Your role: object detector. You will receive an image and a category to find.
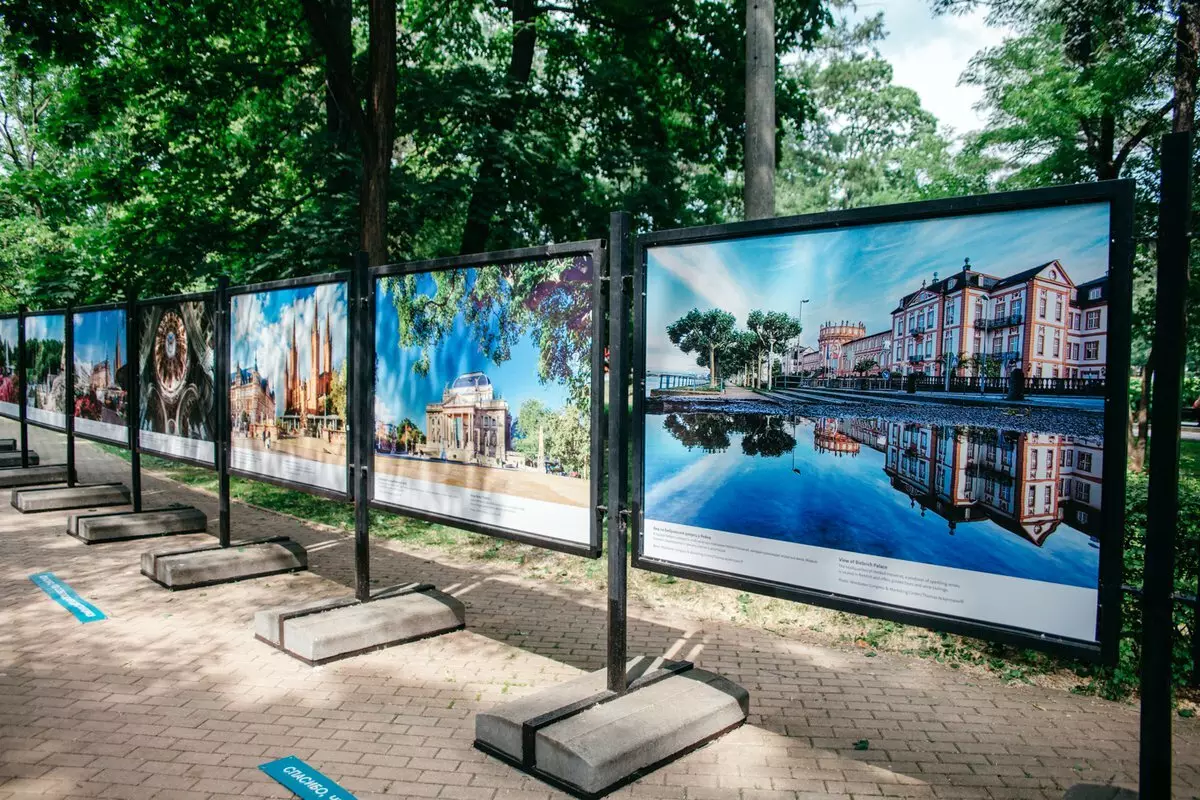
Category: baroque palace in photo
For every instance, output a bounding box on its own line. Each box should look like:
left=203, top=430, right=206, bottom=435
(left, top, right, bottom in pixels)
left=417, top=372, right=521, bottom=468
left=788, top=259, right=1109, bottom=380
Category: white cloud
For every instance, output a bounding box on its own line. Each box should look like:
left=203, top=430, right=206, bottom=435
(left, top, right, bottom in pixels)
left=850, top=0, right=1013, bottom=135
left=651, top=244, right=754, bottom=323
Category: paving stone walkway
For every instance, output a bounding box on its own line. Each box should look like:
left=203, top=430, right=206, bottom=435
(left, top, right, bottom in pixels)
left=0, top=425, right=1197, bottom=799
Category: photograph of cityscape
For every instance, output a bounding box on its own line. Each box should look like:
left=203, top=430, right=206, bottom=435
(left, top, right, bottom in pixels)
left=641, top=201, right=1116, bottom=643
left=72, top=309, right=129, bottom=444
left=373, top=255, right=594, bottom=547
left=23, top=314, right=66, bottom=429
left=138, top=300, right=216, bottom=464
left=230, top=282, right=348, bottom=494
left=0, top=317, right=18, bottom=418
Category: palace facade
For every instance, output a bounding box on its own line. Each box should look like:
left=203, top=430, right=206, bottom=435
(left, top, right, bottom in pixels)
left=418, top=372, right=521, bottom=468
left=887, top=259, right=1108, bottom=379
left=786, top=259, right=1109, bottom=381
left=230, top=363, right=276, bottom=431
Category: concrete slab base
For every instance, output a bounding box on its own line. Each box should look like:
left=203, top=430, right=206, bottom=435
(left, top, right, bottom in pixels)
left=68, top=506, right=208, bottom=544
left=0, top=450, right=38, bottom=468
left=475, top=657, right=748, bottom=798
left=1063, top=786, right=1138, bottom=800
left=0, top=438, right=16, bottom=451
left=0, top=464, right=63, bottom=488
left=141, top=539, right=307, bottom=590
left=254, top=585, right=465, bottom=665
left=11, top=483, right=130, bottom=513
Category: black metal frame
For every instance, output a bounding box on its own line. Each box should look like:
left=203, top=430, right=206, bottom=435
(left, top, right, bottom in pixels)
left=21, top=309, right=69, bottom=433
left=67, top=303, right=132, bottom=449
left=630, top=181, right=1134, bottom=665
left=0, top=312, right=20, bottom=423
left=132, top=293, right=220, bottom=468
left=367, top=241, right=607, bottom=558
left=225, top=270, right=353, bottom=501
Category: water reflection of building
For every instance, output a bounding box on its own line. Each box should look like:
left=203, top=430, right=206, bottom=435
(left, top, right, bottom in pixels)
left=419, top=372, right=520, bottom=468
left=813, top=417, right=1103, bottom=543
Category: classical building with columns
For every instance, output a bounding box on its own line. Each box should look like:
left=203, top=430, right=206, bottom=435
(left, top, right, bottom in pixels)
left=418, top=372, right=520, bottom=468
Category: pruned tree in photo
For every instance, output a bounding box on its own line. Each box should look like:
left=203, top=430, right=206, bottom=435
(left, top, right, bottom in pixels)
left=666, top=308, right=738, bottom=386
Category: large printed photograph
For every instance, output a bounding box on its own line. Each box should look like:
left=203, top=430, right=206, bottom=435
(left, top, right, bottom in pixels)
left=23, top=314, right=66, bottom=429
left=139, top=300, right=216, bottom=464
left=373, top=256, right=594, bottom=547
left=230, top=282, right=348, bottom=494
left=0, top=317, right=18, bottom=418
left=642, top=202, right=1115, bottom=644
left=72, top=309, right=130, bottom=444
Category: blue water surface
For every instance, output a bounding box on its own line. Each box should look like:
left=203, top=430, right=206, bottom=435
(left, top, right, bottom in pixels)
left=644, top=415, right=1100, bottom=589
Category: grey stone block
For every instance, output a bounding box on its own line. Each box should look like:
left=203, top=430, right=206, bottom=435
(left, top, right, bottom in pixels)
left=0, top=450, right=38, bottom=468
left=141, top=540, right=307, bottom=589
left=255, top=588, right=464, bottom=664
left=70, top=507, right=208, bottom=543
left=0, top=438, right=16, bottom=451
left=11, top=483, right=130, bottom=513
left=0, top=464, right=63, bottom=488
left=488, top=666, right=747, bottom=797
left=1063, top=786, right=1138, bottom=800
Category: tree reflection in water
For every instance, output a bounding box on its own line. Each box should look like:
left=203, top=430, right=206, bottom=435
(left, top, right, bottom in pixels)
left=662, top=412, right=796, bottom=457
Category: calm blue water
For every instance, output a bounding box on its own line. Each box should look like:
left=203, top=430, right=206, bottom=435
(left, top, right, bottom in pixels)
left=644, top=414, right=1100, bottom=589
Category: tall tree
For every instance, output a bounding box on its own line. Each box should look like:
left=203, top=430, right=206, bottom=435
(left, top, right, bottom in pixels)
left=745, top=0, right=777, bottom=219
left=666, top=308, right=739, bottom=385
left=300, top=0, right=396, bottom=265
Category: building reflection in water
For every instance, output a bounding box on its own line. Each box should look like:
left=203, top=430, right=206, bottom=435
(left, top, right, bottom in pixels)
left=810, top=418, right=1103, bottom=543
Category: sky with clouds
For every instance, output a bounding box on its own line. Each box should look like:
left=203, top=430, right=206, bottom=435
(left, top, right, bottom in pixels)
left=0, top=318, right=16, bottom=352
left=646, top=202, right=1111, bottom=375
left=231, top=283, right=348, bottom=417
left=848, top=0, right=1012, bottom=134
left=72, top=310, right=127, bottom=368
left=373, top=271, right=576, bottom=431
left=25, top=314, right=63, bottom=344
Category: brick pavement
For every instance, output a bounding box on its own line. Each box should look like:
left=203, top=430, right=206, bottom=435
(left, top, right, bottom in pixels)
left=0, top=423, right=1197, bottom=799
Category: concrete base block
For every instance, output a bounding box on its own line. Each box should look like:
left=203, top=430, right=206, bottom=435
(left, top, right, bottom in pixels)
left=11, top=483, right=129, bottom=513
left=141, top=540, right=307, bottom=589
left=0, top=464, right=63, bottom=488
left=0, top=450, right=38, bottom=468
left=0, top=438, right=15, bottom=451
left=1063, top=786, right=1138, bottom=800
left=254, top=588, right=465, bottom=664
left=475, top=658, right=748, bottom=798
left=69, top=506, right=208, bottom=543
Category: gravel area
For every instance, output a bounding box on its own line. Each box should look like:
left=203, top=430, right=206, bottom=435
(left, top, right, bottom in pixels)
left=651, top=395, right=1107, bottom=438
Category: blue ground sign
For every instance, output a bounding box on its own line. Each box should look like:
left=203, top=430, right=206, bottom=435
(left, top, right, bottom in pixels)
left=259, top=756, right=357, bottom=800
left=29, top=572, right=105, bottom=623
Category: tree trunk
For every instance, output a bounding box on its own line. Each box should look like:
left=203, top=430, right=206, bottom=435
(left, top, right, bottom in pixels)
left=709, top=345, right=717, bottom=387
left=1129, top=0, right=1199, bottom=471
left=1173, top=0, right=1200, bottom=133
left=744, top=0, right=775, bottom=220
left=361, top=0, right=397, bottom=266
left=459, top=0, right=537, bottom=255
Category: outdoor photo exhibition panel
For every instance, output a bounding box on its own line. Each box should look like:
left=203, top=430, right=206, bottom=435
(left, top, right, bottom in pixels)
left=71, top=304, right=130, bottom=446
left=228, top=273, right=350, bottom=498
left=23, top=310, right=67, bottom=430
left=137, top=293, right=218, bottom=466
left=370, top=241, right=606, bottom=556
left=633, top=181, right=1133, bottom=663
left=0, top=314, right=18, bottom=419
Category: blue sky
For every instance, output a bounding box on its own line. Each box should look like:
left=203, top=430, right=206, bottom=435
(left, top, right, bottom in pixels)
left=0, top=318, right=16, bottom=351
left=231, top=283, right=348, bottom=417
left=646, top=202, right=1112, bottom=374
left=25, top=314, right=63, bottom=344
left=73, top=310, right=127, bottom=368
left=374, top=271, right=572, bottom=430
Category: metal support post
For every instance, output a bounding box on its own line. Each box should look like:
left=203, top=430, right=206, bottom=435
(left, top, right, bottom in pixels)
left=607, top=211, right=633, bottom=694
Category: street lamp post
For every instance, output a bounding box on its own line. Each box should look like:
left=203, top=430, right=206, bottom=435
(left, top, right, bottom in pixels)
left=788, top=299, right=810, bottom=378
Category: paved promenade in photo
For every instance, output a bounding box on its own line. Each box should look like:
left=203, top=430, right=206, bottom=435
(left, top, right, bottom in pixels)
left=0, top=427, right=1198, bottom=799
